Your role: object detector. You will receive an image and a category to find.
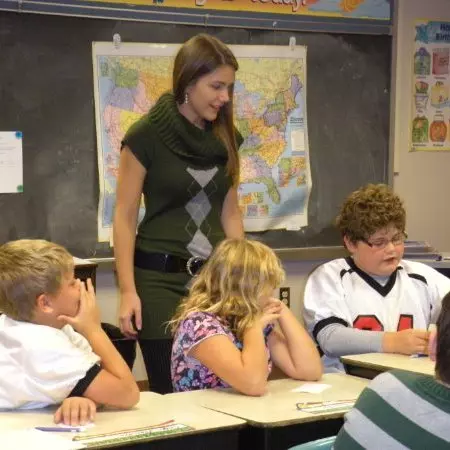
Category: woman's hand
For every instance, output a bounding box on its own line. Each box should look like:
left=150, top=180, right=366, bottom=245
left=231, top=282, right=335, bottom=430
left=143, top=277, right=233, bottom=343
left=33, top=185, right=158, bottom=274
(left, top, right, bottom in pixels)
left=119, top=292, right=142, bottom=338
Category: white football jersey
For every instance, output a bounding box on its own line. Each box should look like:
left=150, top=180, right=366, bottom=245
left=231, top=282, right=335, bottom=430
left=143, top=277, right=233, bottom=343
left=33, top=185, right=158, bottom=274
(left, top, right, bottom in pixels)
left=303, top=258, right=450, bottom=371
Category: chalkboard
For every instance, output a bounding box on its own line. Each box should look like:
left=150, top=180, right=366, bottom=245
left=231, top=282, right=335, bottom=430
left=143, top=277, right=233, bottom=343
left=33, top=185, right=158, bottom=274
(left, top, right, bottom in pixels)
left=0, top=12, right=391, bottom=258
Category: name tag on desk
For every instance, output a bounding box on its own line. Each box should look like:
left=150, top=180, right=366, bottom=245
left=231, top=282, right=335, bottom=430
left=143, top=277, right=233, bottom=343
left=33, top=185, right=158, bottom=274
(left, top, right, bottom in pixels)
left=296, top=400, right=355, bottom=414
left=73, top=423, right=193, bottom=447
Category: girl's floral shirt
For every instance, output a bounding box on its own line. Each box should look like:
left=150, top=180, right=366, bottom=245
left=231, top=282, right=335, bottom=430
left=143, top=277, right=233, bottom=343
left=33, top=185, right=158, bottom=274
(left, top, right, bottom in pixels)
left=171, top=311, right=273, bottom=392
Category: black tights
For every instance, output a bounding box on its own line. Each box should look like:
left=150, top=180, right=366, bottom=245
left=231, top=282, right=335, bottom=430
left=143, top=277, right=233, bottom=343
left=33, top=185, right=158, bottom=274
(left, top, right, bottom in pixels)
left=138, top=338, right=173, bottom=394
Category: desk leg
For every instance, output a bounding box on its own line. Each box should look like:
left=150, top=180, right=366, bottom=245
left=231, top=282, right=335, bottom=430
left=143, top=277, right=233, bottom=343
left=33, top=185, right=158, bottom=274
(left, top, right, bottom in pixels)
left=120, top=428, right=240, bottom=450
left=343, top=364, right=382, bottom=380
left=239, top=419, right=342, bottom=450
left=239, top=426, right=269, bottom=450
left=263, top=428, right=271, bottom=450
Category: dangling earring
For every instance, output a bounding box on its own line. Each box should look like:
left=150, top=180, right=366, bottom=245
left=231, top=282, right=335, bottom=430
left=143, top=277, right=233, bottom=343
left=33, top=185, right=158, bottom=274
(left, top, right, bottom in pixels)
left=184, top=92, right=189, bottom=104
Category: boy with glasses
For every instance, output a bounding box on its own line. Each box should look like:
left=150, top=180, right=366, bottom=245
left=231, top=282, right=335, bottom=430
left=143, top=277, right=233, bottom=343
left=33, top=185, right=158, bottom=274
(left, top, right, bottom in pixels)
left=303, top=184, right=450, bottom=372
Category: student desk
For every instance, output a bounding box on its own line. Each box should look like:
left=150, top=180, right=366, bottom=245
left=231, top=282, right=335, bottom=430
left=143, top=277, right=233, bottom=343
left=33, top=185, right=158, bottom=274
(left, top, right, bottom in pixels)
left=341, top=353, right=435, bottom=379
left=166, top=374, right=368, bottom=450
left=0, top=392, right=245, bottom=450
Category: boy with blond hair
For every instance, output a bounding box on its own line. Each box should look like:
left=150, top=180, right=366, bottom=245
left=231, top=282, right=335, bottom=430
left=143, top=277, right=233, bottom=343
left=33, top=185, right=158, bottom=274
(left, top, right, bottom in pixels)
left=303, top=184, right=450, bottom=372
left=0, top=240, right=139, bottom=424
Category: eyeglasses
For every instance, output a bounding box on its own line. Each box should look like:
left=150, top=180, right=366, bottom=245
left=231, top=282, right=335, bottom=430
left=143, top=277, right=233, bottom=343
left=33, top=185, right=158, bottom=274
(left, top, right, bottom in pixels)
left=362, top=231, right=408, bottom=250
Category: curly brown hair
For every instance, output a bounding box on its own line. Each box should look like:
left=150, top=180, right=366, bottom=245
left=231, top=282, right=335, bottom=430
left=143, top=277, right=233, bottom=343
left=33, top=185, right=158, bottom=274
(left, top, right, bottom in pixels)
left=336, top=184, right=406, bottom=243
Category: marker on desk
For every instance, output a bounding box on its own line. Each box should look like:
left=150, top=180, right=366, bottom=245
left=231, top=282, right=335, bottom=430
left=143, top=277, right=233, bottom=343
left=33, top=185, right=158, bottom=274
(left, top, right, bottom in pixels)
left=411, top=324, right=436, bottom=358
left=35, top=426, right=83, bottom=433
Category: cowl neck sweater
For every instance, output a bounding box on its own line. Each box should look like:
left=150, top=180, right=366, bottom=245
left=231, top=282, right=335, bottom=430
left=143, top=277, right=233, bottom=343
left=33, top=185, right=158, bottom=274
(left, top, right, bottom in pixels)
left=148, top=92, right=228, bottom=167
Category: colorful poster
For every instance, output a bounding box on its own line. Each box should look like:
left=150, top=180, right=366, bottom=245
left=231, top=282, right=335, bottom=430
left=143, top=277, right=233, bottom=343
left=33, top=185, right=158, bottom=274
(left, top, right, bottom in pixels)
left=411, top=20, right=450, bottom=152
left=82, top=0, right=390, bottom=20
left=92, top=42, right=311, bottom=241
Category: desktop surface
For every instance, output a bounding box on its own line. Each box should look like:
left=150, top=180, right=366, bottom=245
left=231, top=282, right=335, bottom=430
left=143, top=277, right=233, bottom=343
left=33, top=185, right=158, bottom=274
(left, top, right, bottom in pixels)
left=341, top=353, right=435, bottom=379
left=0, top=392, right=245, bottom=449
left=166, top=374, right=368, bottom=427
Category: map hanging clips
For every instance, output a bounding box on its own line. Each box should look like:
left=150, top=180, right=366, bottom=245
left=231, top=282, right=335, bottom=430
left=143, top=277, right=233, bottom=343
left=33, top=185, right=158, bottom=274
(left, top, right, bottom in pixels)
left=289, top=36, right=296, bottom=51
left=113, top=33, right=122, bottom=50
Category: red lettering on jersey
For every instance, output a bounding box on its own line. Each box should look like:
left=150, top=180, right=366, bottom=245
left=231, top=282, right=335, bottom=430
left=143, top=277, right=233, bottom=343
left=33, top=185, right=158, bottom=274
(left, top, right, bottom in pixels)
left=397, top=314, right=414, bottom=331
left=353, top=315, right=383, bottom=331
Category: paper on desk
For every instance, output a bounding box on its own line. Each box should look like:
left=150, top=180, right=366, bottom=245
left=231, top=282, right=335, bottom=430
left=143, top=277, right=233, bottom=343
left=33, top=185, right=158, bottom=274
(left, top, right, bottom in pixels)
left=0, top=429, right=86, bottom=450
left=291, top=383, right=331, bottom=394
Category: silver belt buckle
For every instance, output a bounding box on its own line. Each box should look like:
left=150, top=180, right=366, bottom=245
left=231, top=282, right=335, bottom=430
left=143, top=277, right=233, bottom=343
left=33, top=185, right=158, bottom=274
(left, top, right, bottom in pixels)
left=186, top=256, right=205, bottom=277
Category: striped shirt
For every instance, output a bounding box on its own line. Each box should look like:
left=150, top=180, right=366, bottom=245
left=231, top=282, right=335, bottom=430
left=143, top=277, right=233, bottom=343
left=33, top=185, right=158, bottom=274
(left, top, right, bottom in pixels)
left=335, top=370, right=450, bottom=449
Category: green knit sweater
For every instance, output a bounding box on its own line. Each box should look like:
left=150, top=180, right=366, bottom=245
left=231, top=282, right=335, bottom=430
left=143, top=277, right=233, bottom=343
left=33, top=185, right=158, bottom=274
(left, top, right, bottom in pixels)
left=335, top=369, right=450, bottom=449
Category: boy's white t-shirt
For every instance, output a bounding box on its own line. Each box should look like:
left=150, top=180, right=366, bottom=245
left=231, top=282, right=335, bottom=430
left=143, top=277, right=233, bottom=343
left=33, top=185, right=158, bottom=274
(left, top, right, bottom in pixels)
left=0, top=315, right=101, bottom=409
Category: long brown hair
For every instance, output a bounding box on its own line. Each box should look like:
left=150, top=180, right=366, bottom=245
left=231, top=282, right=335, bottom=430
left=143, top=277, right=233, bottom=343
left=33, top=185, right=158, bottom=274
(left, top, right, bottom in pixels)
left=168, top=239, right=285, bottom=340
left=173, top=33, right=240, bottom=185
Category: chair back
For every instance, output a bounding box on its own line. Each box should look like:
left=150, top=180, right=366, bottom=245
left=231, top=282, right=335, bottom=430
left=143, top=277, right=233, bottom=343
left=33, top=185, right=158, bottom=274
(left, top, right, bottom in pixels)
left=288, top=436, right=336, bottom=450
left=101, top=322, right=136, bottom=370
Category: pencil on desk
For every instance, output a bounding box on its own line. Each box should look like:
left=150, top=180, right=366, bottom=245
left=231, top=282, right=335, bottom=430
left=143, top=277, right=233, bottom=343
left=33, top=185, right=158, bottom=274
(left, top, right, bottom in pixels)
left=35, top=426, right=83, bottom=432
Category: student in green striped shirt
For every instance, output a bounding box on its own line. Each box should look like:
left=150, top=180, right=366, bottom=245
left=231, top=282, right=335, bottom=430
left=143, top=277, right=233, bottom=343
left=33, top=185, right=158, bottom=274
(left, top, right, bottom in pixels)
left=335, top=290, right=450, bottom=449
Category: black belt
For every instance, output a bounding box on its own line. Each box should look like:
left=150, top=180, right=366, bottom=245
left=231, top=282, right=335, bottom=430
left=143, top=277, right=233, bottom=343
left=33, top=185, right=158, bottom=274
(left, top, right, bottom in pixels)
left=134, top=248, right=205, bottom=277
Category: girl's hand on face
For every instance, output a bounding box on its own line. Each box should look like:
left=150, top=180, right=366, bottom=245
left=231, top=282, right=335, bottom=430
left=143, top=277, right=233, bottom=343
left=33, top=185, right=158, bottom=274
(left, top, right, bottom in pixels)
left=263, top=297, right=285, bottom=313
left=258, top=298, right=283, bottom=329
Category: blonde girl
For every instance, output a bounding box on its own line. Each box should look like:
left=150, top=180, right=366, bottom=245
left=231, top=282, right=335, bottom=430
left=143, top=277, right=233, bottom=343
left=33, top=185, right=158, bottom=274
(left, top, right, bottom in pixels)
left=170, top=239, right=322, bottom=395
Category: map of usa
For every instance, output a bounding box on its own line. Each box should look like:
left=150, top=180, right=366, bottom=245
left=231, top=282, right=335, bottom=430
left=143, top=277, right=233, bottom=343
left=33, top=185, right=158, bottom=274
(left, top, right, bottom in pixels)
left=93, top=43, right=311, bottom=241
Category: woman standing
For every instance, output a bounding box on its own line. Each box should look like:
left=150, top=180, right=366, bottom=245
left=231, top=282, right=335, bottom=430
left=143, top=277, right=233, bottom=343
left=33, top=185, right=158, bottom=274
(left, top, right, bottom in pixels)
left=114, top=34, right=244, bottom=394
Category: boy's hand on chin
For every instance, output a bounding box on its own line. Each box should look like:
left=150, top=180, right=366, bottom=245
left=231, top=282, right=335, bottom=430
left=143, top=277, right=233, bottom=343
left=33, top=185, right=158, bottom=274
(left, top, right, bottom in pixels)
left=58, top=278, right=101, bottom=336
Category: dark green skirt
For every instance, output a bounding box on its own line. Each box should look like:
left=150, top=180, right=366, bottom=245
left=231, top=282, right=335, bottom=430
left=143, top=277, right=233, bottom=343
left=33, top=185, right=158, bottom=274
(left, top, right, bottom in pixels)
left=134, top=267, right=190, bottom=339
